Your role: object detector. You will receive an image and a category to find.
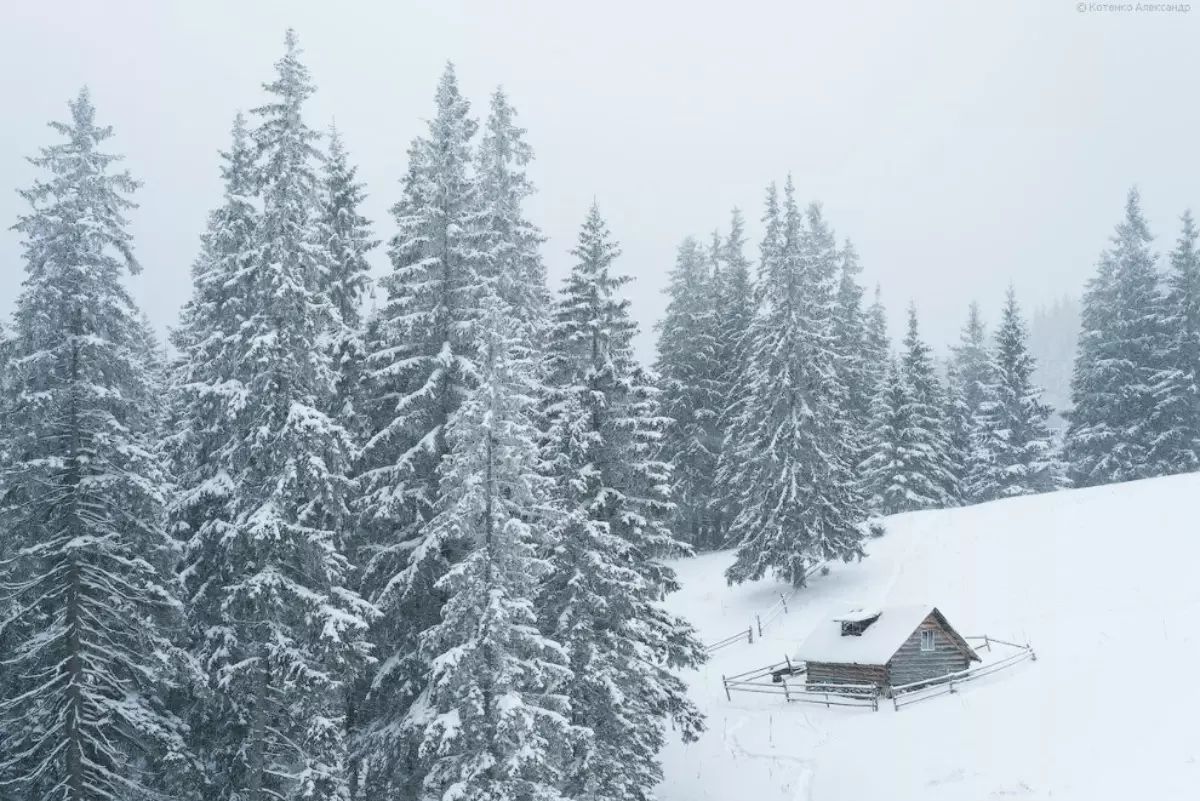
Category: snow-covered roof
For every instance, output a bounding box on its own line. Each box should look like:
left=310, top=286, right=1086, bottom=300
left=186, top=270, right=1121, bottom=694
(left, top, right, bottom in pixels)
left=793, top=605, right=950, bottom=666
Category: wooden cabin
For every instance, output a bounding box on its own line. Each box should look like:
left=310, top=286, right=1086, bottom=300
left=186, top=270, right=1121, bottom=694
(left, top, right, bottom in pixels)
left=792, top=605, right=980, bottom=696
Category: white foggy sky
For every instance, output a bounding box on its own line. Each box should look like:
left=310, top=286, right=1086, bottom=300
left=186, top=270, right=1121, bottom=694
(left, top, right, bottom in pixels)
left=1, top=1, right=1198, bottom=363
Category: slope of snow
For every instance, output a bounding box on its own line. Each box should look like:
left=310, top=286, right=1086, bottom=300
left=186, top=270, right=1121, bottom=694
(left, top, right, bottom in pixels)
left=659, top=473, right=1200, bottom=801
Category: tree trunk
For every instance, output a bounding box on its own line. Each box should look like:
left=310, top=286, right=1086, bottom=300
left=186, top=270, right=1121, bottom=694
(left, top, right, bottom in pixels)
left=245, top=658, right=271, bottom=801
left=65, top=337, right=85, bottom=801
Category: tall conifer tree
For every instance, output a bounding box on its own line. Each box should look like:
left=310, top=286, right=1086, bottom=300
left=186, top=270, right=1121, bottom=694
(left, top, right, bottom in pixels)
left=970, top=289, right=1067, bottom=501
left=1148, top=210, right=1200, bottom=474
left=898, top=305, right=957, bottom=508
left=1065, top=189, right=1168, bottom=486
left=410, top=291, right=572, bottom=801
left=832, top=239, right=874, bottom=463
left=710, top=208, right=755, bottom=544
left=319, top=126, right=378, bottom=444
left=721, top=180, right=866, bottom=586
left=356, top=62, right=484, bottom=798
left=0, top=88, right=196, bottom=801
left=540, top=204, right=705, bottom=801
left=862, top=358, right=929, bottom=515
left=943, top=358, right=975, bottom=500
left=952, top=302, right=993, bottom=420
left=862, top=285, right=892, bottom=402
left=655, top=237, right=723, bottom=549
left=172, top=32, right=374, bottom=800
left=474, top=89, right=549, bottom=333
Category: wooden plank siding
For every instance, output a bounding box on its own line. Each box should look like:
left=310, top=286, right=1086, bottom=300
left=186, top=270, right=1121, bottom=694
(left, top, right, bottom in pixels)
left=804, top=662, right=887, bottom=688
left=885, top=614, right=972, bottom=689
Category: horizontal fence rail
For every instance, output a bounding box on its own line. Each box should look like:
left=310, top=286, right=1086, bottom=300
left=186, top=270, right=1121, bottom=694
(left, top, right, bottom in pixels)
left=704, top=627, right=754, bottom=654
left=892, top=639, right=1036, bottom=710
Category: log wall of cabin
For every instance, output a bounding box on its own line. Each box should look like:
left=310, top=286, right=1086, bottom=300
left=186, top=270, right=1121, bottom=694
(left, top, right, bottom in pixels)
left=886, top=614, right=971, bottom=688
left=804, top=662, right=887, bottom=688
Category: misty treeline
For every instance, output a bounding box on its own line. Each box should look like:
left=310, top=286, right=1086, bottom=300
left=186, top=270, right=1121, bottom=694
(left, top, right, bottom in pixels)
left=659, top=183, right=1200, bottom=560
left=1, top=26, right=1198, bottom=801
left=656, top=192, right=1068, bottom=563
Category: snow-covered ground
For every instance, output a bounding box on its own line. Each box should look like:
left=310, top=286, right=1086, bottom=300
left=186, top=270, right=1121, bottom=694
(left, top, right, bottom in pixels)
left=658, top=472, right=1200, bottom=801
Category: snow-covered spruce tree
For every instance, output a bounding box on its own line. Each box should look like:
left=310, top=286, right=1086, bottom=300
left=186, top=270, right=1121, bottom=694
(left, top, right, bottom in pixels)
left=898, top=305, right=958, bottom=508
left=539, top=203, right=705, bottom=801
left=721, top=179, right=867, bottom=586
left=943, top=358, right=975, bottom=502
left=952, top=301, right=993, bottom=421
left=832, top=238, right=875, bottom=463
left=1148, top=210, right=1200, bottom=475
left=861, top=357, right=925, bottom=515
left=164, top=115, right=262, bottom=800
left=475, top=88, right=550, bottom=334
left=320, top=125, right=379, bottom=444
left=166, top=112, right=258, bottom=549
left=710, top=208, right=755, bottom=544
left=314, top=122, right=380, bottom=801
left=970, top=289, right=1067, bottom=502
left=948, top=301, right=993, bottom=503
left=1065, top=188, right=1168, bottom=487
left=715, top=208, right=756, bottom=376
left=173, top=32, right=375, bottom=801
left=408, top=290, right=571, bottom=801
left=0, top=88, right=197, bottom=801
left=860, top=285, right=893, bottom=417
left=655, top=236, right=724, bottom=550
left=356, top=62, right=483, bottom=799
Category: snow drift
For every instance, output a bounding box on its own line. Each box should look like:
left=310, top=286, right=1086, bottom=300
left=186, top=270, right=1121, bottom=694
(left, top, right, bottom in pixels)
left=658, top=472, right=1200, bottom=801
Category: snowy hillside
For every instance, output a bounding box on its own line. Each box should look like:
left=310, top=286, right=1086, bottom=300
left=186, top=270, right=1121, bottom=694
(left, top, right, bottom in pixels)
left=658, top=473, right=1200, bottom=801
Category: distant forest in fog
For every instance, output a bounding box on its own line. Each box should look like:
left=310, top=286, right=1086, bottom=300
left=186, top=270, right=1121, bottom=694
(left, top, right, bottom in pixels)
left=1029, top=295, right=1080, bottom=428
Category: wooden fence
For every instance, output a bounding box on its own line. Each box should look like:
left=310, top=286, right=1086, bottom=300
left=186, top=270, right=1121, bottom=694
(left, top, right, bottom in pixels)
left=702, top=560, right=827, bottom=654
left=891, top=637, right=1036, bottom=710
left=705, top=627, right=754, bottom=654
left=720, top=634, right=1035, bottom=713
left=721, top=659, right=880, bottom=711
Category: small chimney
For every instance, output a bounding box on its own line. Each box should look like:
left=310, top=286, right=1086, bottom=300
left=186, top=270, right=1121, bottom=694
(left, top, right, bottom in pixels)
left=836, top=608, right=881, bottom=637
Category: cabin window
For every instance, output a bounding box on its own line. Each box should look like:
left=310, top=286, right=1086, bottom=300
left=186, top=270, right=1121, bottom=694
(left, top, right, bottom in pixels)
left=920, top=629, right=936, bottom=652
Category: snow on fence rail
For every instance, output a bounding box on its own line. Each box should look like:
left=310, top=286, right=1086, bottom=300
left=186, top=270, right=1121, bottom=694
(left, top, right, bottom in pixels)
left=891, top=636, right=1036, bottom=711
left=702, top=560, right=828, bottom=654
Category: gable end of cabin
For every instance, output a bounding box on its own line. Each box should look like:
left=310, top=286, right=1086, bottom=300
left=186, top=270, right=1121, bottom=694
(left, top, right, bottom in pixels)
left=885, top=612, right=973, bottom=688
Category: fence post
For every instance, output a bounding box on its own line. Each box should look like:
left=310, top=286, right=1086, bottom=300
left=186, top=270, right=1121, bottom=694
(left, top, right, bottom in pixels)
left=747, top=625, right=754, bottom=645
left=780, top=593, right=788, bottom=614
left=893, top=694, right=899, bottom=712
left=756, top=615, right=763, bottom=639
left=782, top=678, right=791, bottom=703
left=723, top=675, right=731, bottom=702
left=948, top=678, right=955, bottom=694
left=984, top=634, right=991, bottom=652
left=1029, top=647, right=1037, bottom=662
